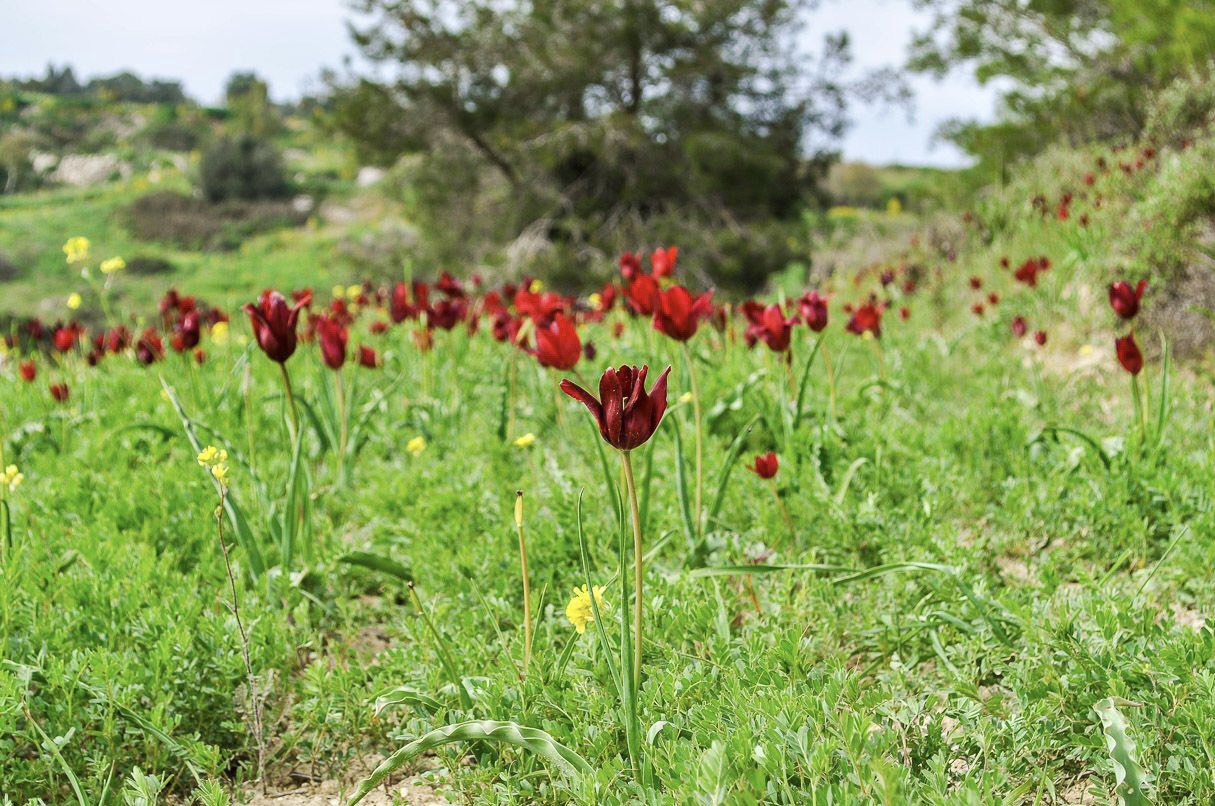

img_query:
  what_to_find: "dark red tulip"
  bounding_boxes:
[532,313,581,370]
[136,329,164,365]
[583,341,597,361]
[1011,316,1028,337]
[19,360,36,382]
[988,292,999,305]
[436,271,465,298]
[369,320,388,335]
[743,303,797,352]
[49,382,70,403]
[193,348,207,365]
[651,246,678,279]
[244,290,306,363]
[971,303,985,316]
[1034,330,1047,345]
[561,364,671,451]
[172,311,201,352]
[106,326,131,354]
[357,345,380,369]
[619,252,642,281]
[314,314,348,370]
[1014,257,1050,287]
[53,326,78,352]
[652,285,713,342]
[748,452,779,479]
[1108,280,1147,320]
[798,291,829,333]
[969,276,982,290]
[427,298,466,330]
[1116,333,1143,375]
[625,274,660,316]
[846,302,883,338]
[899,306,910,321]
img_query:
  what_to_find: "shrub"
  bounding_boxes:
[123,191,306,251]
[198,135,288,203]
[124,255,176,276]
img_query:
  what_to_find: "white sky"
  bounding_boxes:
[0,0,1000,167]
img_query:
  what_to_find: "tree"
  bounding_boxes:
[910,0,1215,165]
[341,0,901,284]
[224,72,279,138]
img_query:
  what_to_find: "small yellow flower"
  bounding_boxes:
[588,292,602,309]
[210,463,231,488]
[99,256,126,274]
[66,292,82,310]
[210,321,229,345]
[197,446,228,467]
[407,436,427,456]
[513,432,536,448]
[1079,344,1095,356]
[679,392,693,404]
[63,236,90,264]
[2,464,24,493]
[332,284,346,300]
[566,585,607,635]
[347,284,363,301]
[529,279,543,293]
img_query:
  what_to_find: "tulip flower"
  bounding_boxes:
[531,313,581,370]
[1011,316,1028,338]
[1108,279,1147,320]
[650,246,678,278]
[171,311,201,353]
[798,291,828,332]
[846,302,883,338]
[652,286,713,342]
[19,361,35,383]
[1034,330,1047,345]
[357,345,380,369]
[49,382,69,403]
[748,452,778,479]
[136,329,164,365]
[561,364,670,452]
[562,363,671,706]
[619,252,642,281]
[314,314,348,370]
[244,290,306,364]
[625,274,659,316]
[1116,333,1143,375]
[743,303,797,352]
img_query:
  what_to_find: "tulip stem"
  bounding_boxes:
[335,368,349,470]
[1132,373,1148,453]
[821,341,838,421]
[279,363,300,442]
[769,478,793,537]
[621,450,644,687]
[681,343,703,534]
[515,491,533,675]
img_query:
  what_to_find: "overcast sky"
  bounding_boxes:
[0,0,1000,167]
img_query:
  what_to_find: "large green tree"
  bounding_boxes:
[338,0,898,284]
[910,0,1215,167]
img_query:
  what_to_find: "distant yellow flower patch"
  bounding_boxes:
[407,436,427,456]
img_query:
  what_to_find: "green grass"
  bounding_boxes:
[3,123,1215,804]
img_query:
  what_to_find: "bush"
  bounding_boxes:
[123,191,306,251]
[124,255,176,276]
[198,135,288,203]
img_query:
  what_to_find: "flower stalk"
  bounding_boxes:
[515,490,533,674]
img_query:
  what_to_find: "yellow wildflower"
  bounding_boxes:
[347,284,363,301]
[529,279,543,293]
[1079,344,1095,357]
[566,585,607,634]
[332,285,345,300]
[513,432,536,448]
[66,293,82,310]
[210,463,231,488]
[2,464,23,493]
[99,257,126,274]
[679,392,693,405]
[210,321,229,345]
[63,236,90,264]
[197,446,227,467]
[406,436,427,456]
[588,292,602,310]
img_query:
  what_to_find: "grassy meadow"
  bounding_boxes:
[2,126,1215,806]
